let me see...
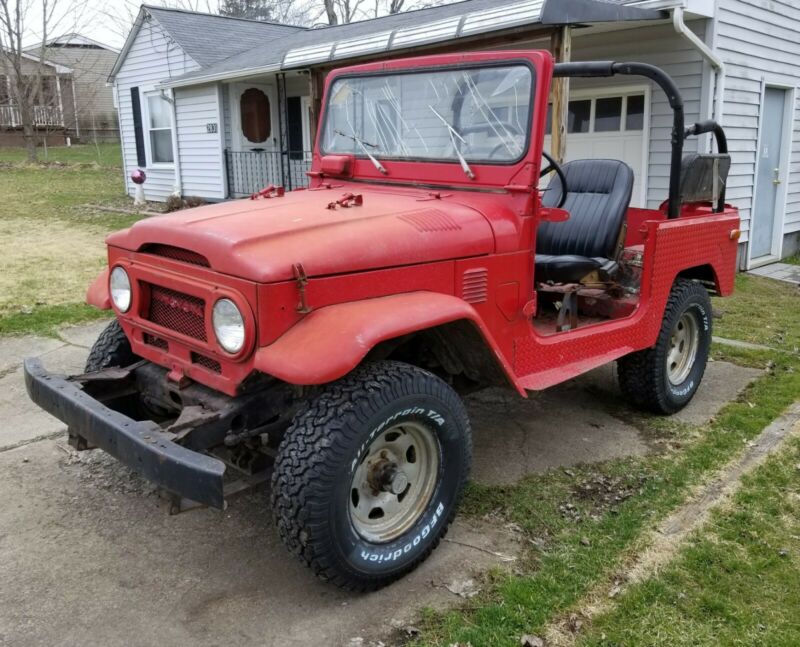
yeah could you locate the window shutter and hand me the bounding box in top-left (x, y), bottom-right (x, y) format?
top-left (130, 87), bottom-right (146, 167)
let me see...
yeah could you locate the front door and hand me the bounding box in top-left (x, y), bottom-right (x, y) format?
top-left (231, 82), bottom-right (278, 152)
top-left (751, 87), bottom-right (787, 262)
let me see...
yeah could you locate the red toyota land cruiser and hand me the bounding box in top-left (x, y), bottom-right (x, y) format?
top-left (25, 50), bottom-right (739, 591)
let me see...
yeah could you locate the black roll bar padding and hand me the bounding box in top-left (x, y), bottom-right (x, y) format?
top-left (685, 120), bottom-right (729, 154)
top-left (553, 61), bottom-right (687, 219)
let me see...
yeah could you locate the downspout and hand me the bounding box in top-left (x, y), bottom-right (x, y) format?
top-left (672, 6), bottom-right (725, 131)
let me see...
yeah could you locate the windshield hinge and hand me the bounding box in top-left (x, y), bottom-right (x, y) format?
top-left (250, 185), bottom-right (285, 200)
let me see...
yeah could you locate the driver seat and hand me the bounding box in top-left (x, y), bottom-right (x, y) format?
top-left (536, 159), bottom-right (634, 284)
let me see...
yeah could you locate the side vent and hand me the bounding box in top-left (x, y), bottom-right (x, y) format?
top-left (398, 209), bottom-right (461, 233)
top-left (462, 268), bottom-right (489, 304)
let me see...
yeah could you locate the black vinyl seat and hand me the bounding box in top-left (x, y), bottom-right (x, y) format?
top-left (536, 159), bottom-right (634, 284)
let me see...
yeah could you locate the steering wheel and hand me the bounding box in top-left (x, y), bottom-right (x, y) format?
top-left (539, 151), bottom-right (568, 209)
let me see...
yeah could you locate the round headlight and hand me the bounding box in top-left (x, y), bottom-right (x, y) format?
top-left (213, 298), bottom-right (245, 354)
top-left (110, 266), bottom-right (131, 313)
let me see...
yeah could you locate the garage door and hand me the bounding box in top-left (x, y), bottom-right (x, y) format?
top-left (544, 89), bottom-right (649, 207)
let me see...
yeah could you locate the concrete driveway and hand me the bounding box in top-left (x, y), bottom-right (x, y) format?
top-left (0, 322), bottom-right (761, 647)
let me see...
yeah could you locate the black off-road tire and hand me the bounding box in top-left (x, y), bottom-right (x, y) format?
top-left (617, 279), bottom-right (712, 414)
top-left (85, 319), bottom-right (138, 372)
top-left (271, 361), bottom-right (472, 591)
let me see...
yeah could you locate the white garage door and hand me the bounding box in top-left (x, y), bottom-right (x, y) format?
top-left (544, 88), bottom-right (649, 207)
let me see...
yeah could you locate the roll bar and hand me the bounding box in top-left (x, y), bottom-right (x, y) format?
top-left (554, 62), bottom-right (728, 218)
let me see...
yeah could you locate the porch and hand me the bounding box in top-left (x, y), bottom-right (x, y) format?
top-left (0, 104), bottom-right (65, 128)
top-left (221, 71), bottom-right (314, 197)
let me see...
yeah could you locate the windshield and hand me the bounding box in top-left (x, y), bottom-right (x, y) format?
top-left (321, 64), bottom-right (533, 166)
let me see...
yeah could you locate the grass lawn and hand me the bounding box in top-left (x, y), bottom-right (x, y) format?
top-left (0, 143), bottom-right (143, 335)
top-left (414, 275), bottom-right (800, 646)
top-left (578, 436), bottom-right (800, 647)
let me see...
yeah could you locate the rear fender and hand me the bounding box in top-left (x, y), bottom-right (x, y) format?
top-left (86, 268), bottom-right (111, 310)
top-left (253, 291), bottom-right (524, 394)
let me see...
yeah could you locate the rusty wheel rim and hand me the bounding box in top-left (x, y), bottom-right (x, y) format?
top-left (667, 311), bottom-right (700, 386)
top-left (349, 422), bottom-right (440, 544)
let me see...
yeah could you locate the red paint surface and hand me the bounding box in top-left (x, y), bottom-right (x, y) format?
top-left (88, 50), bottom-right (739, 396)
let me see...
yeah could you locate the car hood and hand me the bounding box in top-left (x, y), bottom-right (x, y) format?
top-left (107, 188), bottom-right (495, 283)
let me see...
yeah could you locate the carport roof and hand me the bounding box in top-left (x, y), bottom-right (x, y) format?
top-left (163, 0), bottom-right (665, 88)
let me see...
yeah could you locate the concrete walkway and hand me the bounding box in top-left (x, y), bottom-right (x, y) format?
top-left (0, 322), bottom-right (762, 647)
top-left (748, 261), bottom-right (800, 285)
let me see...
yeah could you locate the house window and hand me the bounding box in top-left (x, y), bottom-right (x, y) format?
top-left (39, 77), bottom-right (58, 106)
top-left (240, 88), bottom-right (271, 143)
top-left (594, 97), bottom-right (622, 132)
top-left (626, 95), bottom-right (645, 130)
top-left (0, 76), bottom-right (10, 105)
top-left (549, 93), bottom-right (646, 135)
top-left (567, 100), bottom-right (591, 133)
top-left (146, 92), bottom-right (174, 164)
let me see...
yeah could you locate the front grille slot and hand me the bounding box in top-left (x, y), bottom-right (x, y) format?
top-left (143, 333), bottom-right (168, 350)
top-left (192, 352), bottom-right (222, 373)
top-left (141, 244), bottom-right (210, 267)
top-left (146, 285), bottom-right (207, 341)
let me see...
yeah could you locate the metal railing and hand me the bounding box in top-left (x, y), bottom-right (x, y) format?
top-left (225, 149), bottom-right (312, 197)
top-left (0, 104), bottom-right (64, 128)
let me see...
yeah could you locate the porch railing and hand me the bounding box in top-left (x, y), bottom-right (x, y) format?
top-left (225, 149), bottom-right (313, 197)
top-left (0, 104), bottom-right (64, 128)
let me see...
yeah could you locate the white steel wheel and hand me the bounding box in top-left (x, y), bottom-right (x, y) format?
top-left (350, 422), bottom-right (440, 543)
top-left (667, 311), bottom-right (700, 386)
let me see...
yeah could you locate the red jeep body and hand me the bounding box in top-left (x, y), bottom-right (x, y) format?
top-left (87, 50), bottom-right (737, 397)
top-left (26, 50), bottom-right (738, 590)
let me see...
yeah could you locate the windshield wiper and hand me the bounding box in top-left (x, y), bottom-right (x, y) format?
top-left (428, 106), bottom-right (475, 180)
top-left (334, 129), bottom-right (388, 175)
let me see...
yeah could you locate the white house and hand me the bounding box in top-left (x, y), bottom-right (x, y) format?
top-left (109, 0), bottom-right (800, 268)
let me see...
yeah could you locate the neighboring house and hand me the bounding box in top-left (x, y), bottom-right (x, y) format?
top-left (110, 0), bottom-right (800, 268)
top-left (36, 34), bottom-right (121, 143)
top-left (0, 51), bottom-right (75, 146)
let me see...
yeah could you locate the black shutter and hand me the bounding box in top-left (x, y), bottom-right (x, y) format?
top-left (130, 87), bottom-right (146, 167)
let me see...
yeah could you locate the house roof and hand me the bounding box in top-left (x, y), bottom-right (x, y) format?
top-left (45, 33), bottom-right (120, 52)
top-left (163, 0), bottom-right (664, 88)
top-left (108, 5), bottom-right (303, 80)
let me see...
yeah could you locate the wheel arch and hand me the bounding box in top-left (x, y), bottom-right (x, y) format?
top-left (86, 268), bottom-right (111, 309)
top-left (253, 292), bottom-right (524, 395)
top-left (676, 263), bottom-right (722, 296)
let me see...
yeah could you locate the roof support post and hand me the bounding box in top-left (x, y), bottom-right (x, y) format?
top-left (307, 69), bottom-right (325, 152)
top-left (276, 72), bottom-right (289, 189)
top-left (549, 25), bottom-right (571, 164)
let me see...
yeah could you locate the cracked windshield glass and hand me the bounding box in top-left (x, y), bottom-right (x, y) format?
top-left (322, 65), bottom-right (533, 168)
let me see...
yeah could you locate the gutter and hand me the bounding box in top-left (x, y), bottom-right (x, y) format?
top-left (672, 6), bottom-right (724, 128)
top-left (159, 64), bottom-right (282, 90)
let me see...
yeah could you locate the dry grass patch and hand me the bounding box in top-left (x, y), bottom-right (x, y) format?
top-left (0, 216), bottom-right (108, 317)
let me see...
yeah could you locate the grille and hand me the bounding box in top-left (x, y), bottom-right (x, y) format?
top-left (141, 244), bottom-right (210, 267)
top-left (192, 352), bottom-right (222, 374)
top-left (147, 285), bottom-right (207, 341)
top-left (143, 333), bottom-right (168, 350)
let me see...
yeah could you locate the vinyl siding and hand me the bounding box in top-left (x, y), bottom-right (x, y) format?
top-left (502, 21), bottom-right (708, 209)
top-left (716, 0), bottom-right (800, 241)
top-left (174, 84), bottom-right (226, 200)
top-left (115, 17), bottom-right (201, 201)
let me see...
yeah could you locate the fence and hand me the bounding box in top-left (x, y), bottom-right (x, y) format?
top-left (225, 149), bottom-right (313, 197)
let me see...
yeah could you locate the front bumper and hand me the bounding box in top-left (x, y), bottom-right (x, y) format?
top-left (23, 358), bottom-right (226, 509)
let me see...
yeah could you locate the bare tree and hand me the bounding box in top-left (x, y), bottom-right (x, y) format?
top-left (0, 0), bottom-right (89, 160)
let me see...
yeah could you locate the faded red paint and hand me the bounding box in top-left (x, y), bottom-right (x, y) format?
top-left (88, 50), bottom-right (739, 397)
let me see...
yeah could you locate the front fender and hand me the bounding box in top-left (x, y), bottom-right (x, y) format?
top-left (253, 291), bottom-right (523, 393)
top-left (86, 268), bottom-right (111, 310)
